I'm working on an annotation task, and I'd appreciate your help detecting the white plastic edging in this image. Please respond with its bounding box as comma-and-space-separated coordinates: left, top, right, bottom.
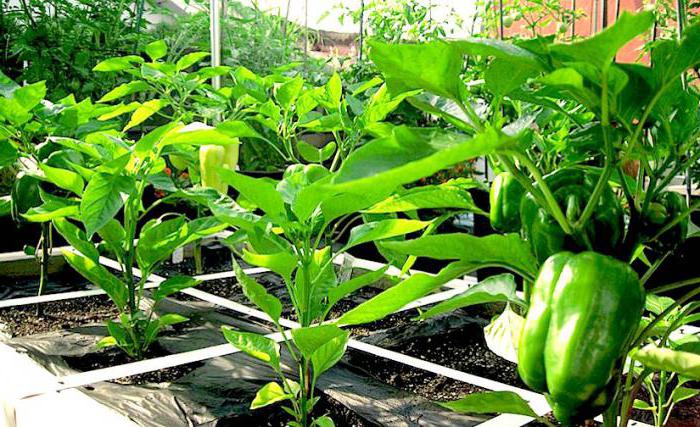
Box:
0, 343, 136, 427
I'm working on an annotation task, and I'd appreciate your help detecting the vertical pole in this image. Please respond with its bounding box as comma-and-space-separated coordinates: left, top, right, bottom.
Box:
614, 0, 621, 20
358, 0, 365, 61
498, 0, 505, 40
592, 0, 599, 34
304, 0, 309, 70
601, 0, 608, 29
571, 0, 577, 39
210, 0, 222, 92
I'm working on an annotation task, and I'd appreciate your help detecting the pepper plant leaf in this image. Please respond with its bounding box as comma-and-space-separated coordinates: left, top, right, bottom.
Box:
382, 233, 540, 280
631, 345, 700, 380
417, 274, 526, 320
342, 219, 431, 251
549, 11, 654, 70
222, 327, 281, 370
440, 391, 538, 417
368, 39, 463, 100
232, 259, 283, 323
63, 250, 128, 311
251, 382, 293, 410
80, 172, 135, 237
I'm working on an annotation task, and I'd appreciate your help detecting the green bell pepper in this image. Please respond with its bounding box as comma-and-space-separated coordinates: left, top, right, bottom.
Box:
518, 251, 644, 424
199, 145, 228, 193
643, 191, 688, 249
520, 169, 624, 263
490, 172, 525, 233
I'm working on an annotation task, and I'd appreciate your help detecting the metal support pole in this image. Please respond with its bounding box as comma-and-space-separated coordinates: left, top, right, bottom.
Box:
210, 0, 222, 92
358, 0, 365, 61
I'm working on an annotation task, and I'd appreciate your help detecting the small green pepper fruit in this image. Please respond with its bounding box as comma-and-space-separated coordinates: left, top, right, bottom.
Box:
199, 145, 228, 193
518, 251, 644, 424
643, 191, 688, 249
520, 169, 624, 263
489, 172, 526, 233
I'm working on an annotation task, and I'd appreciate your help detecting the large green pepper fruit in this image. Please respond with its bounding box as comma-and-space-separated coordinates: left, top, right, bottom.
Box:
643, 191, 688, 249
518, 251, 644, 423
489, 172, 525, 232
199, 145, 228, 193
520, 169, 624, 263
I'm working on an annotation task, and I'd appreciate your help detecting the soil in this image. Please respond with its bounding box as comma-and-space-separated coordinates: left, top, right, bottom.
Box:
64, 342, 203, 386
0, 294, 118, 337
346, 348, 486, 403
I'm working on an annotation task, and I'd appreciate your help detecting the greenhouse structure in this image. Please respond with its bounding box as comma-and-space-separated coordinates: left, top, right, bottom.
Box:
1, 0, 699, 426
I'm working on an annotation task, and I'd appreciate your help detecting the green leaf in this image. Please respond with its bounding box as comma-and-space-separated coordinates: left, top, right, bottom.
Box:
53, 218, 100, 262
233, 259, 283, 322
98, 102, 141, 121
330, 127, 510, 197
93, 55, 145, 72
439, 391, 537, 417
38, 163, 84, 196
0, 140, 18, 168
153, 276, 200, 301
291, 324, 348, 360
242, 249, 297, 281
275, 76, 304, 110
327, 266, 389, 310
159, 125, 240, 147
549, 11, 654, 70
136, 216, 188, 271
297, 140, 336, 163
632, 345, 700, 380
382, 233, 539, 281
21, 197, 79, 223
123, 99, 167, 131
98, 81, 150, 103
81, 173, 134, 237
651, 23, 700, 87
144, 40, 168, 61
311, 332, 349, 381
222, 327, 280, 369
217, 169, 285, 219
0, 195, 11, 217
671, 386, 700, 404
418, 274, 525, 320
312, 416, 335, 427
13, 81, 46, 110
343, 219, 431, 251
251, 382, 292, 409
175, 52, 210, 71
365, 185, 483, 214
369, 40, 462, 100
632, 399, 655, 410
336, 260, 473, 326
216, 120, 264, 140
63, 250, 128, 310
326, 72, 343, 107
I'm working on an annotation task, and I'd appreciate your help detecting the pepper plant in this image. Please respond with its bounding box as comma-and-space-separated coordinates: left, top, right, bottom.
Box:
35, 121, 237, 359
315, 11, 700, 426
198, 119, 502, 425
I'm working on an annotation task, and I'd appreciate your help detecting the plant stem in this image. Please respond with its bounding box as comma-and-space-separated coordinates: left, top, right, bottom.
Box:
36, 221, 51, 316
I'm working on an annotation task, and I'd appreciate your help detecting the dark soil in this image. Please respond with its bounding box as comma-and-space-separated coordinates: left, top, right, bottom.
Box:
64, 342, 203, 386
346, 348, 486, 402
0, 294, 118, 337
352, 316, 525, 389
